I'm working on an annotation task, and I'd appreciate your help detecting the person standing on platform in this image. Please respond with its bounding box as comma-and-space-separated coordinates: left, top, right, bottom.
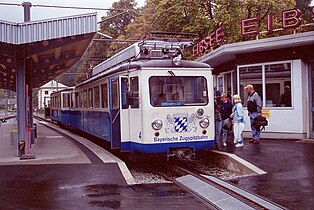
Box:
214, 91, 222, 148
245, 84, 262, 144
220, 92, 233, 147
231, 95, 245, 147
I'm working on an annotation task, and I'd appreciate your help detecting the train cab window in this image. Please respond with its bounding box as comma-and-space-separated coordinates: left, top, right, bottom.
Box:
130, 76, 139, 108
149, 76, 208, 106
101, 83, 108, 108
94, 86, 100, 108
88, 88, 93, 108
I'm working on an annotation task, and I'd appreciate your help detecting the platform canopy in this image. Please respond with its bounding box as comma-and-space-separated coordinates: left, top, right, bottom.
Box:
197, 31, 314, 67
0, 12, 97, 90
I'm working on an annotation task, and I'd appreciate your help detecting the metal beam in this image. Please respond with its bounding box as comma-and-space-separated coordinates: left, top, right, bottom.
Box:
16, 45, 26, 156
26, 33, 94, 56
32, 51, 77, 69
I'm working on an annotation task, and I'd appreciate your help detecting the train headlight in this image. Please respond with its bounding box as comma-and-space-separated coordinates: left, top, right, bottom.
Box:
151, 119, 163, 130
196, 108, 205, 118
199, 118, 210, 128
172, 56, 182, 66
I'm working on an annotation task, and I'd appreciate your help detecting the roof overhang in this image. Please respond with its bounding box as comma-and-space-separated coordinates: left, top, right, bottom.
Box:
197, 31, 314, 67
0, 13, 97, 90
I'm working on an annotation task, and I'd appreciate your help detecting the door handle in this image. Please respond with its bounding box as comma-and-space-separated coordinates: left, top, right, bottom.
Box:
112, 110, 120, 124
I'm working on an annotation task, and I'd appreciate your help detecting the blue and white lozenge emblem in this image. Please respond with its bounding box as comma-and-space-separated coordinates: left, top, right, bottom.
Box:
174, 117, 188, 133
166, 113, 197, 133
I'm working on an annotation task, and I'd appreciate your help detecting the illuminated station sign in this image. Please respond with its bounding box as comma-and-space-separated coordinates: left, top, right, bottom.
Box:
193, 8, 314, 56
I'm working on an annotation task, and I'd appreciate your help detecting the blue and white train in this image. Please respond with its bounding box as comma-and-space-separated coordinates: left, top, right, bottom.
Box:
50, 37, 215, 159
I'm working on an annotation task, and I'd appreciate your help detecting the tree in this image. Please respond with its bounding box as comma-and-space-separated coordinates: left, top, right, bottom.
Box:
72, 0, 139, 84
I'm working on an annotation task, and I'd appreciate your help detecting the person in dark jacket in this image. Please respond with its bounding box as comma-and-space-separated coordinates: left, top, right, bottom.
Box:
214, 91, 222, 147
276, 86, 291, 107
219, 92, 233, 146
245, 84, 262, 144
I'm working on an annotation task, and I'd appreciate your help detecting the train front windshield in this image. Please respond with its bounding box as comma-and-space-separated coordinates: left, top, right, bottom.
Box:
149, 76, 208, 106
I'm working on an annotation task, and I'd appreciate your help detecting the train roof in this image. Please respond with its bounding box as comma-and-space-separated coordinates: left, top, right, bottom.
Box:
77, 59, 211, 88
50, 87, 74, 95
92, 39, 199, 76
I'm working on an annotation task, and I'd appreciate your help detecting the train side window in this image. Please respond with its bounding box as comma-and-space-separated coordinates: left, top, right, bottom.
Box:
111, 80, 119, 109
71, 93, 75, 108
51, 97, 54, 108
88, 88, 93, 108
56, 95, 60, 108
121, 78, 128, 109
83, 90, 87, 108
79, 91, 84, 108
101, 83, 108, 108
62, 93, 70, 108
94, 86, 100, 108
75, 92, 79, 108
130, 76, 139, 109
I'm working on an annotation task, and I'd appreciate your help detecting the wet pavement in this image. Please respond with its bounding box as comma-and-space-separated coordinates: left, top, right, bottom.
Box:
0, 119, 211, 210
2, 117, 314, 209
0, 165, 211, 210
220, 138, 314, 210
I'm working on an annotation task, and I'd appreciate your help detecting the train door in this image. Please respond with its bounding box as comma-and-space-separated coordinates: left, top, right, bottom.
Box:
109, 78, 121, 149
120, 77, 130, 144
120, 76, 142, 150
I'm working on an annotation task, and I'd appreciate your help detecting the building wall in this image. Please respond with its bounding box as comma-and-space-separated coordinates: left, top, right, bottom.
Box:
37, 80, 68, 110
241, 60, 306, 139
215, 59, 309, 139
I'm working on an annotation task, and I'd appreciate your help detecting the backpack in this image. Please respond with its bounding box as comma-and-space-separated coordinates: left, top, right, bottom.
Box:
253, 115, 268, 131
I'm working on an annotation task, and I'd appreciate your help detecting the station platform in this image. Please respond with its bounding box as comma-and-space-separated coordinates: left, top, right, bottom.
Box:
222, 138, 314, 210
0, 118, 212, 209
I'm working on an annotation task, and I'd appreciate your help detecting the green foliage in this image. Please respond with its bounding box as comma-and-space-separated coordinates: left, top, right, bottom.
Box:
72, 0, 139, 84
71, 0, 313, 84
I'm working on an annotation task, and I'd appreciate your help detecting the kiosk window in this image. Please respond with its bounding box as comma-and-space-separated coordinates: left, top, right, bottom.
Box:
238, 62, 292, 108
239, 65, 263, 107
265, 63, 291, 107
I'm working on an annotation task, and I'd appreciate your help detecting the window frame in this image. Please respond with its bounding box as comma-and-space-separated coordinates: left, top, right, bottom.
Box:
101, 83, 109, 109
237, 60, 293, 109
148, 76, 209, 107
93, 86, 100, 109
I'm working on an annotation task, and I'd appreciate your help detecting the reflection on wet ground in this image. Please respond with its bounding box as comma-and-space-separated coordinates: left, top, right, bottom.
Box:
85, 184, 209, 210
0, 164, 211, 210
231, 139, 314, 210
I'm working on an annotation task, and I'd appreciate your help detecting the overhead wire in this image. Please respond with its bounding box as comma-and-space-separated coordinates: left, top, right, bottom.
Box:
0, 2, 125, 12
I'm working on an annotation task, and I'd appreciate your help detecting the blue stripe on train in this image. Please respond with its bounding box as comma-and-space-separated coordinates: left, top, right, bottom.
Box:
51, 109, 70, 125
78, 110, 111, 141
121, 140, 215, 153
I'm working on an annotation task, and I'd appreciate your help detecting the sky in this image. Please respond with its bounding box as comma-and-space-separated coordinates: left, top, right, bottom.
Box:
0, 0, 313, 23
0, 0, 145, 23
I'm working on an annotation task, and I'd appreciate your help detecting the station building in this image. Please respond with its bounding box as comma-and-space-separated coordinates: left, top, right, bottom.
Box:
198, 29, 314, 139
37, 80, 68, 110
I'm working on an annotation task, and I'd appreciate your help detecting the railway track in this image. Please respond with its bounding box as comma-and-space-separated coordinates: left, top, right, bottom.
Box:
34, 115, 285, 209
156, 162, 286, 210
